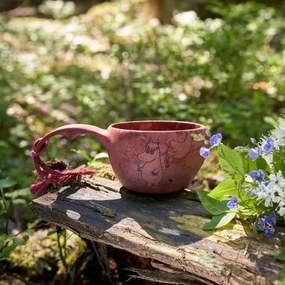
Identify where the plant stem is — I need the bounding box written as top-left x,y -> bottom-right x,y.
0,187 -> 9,234
56,227 -> 68,271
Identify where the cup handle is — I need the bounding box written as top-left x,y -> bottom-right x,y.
30,124 -> 109,196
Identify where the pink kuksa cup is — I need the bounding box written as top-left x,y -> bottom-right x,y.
31,120 -> 207,194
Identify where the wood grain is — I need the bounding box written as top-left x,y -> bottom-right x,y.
30,176 -> 283,285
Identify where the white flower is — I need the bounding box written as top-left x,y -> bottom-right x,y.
268,171 -> 285,187
249,171 -> 285,208
270,117 -> 285,148
263,171 -> 285,214
256,183 -> 276,207
277,205 -> 285,219
263,187 -> 277,207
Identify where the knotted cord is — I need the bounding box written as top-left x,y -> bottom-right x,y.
30,136 -> 95,196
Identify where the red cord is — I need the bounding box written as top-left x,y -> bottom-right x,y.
30,137 -> 95,196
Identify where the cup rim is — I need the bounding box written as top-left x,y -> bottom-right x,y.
109,120 -> 207,132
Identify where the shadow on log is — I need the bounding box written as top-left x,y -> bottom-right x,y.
30,176 -> 283,285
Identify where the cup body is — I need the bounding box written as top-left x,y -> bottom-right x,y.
105,120 -> 207,194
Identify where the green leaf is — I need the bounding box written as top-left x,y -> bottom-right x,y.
203,212 -> 236,230
196,190 -> 228,215
243,155 -> 256,172
0,177 -> 16,189
94,152 -> 109,160
280,264 -> 285,285
5,188 -> 30,198
191,133 -> 205,141
0,235 -> 29,261
11,198 -> 27,205
255,156 -> 269,172
208,179 -> 238,200
276,249 -> 285,262
208,178 -> 255,208
273,152 -> 285,174
217,144 -> 245,178
72,149 -> 92,162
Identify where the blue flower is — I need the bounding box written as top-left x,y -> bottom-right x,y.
256,212 -> 276,237
199,132 -> 223,159
267,211 -> 277,226
262,138 -> 274,152
249,169 -> 265,182
260,211 -> 276,227
263,227 -> 275,237
209,133 -> 222,147
227,196 -> 238,210
200,147 -> 210,158
248,148 -> 259,160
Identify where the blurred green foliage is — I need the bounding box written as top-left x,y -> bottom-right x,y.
1,0 -> 285,218
1,0 -> 285,281
97,1 -> 285,142
0,0 -> 284,196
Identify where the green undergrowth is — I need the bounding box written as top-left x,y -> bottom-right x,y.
1,0 -> 285,283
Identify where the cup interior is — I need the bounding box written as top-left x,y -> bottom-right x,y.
111,120 -> 205,132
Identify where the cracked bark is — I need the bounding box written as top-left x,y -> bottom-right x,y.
30,176 -> 283,285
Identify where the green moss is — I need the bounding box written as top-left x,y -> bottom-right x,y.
171,214 -> 212,238
65,234 -> 86,268
10,229 -> 58,277
91,161 -> 116,181
9,229 -> 86,280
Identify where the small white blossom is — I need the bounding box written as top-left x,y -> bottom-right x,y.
254,182 -> 276,207
268,171 -> 285,186
251,170 -> 285,213
207,116 -> 285,236
270,117 -> 285,148
277,205 -> 285,219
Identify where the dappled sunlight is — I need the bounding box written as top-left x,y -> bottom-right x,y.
66,209 -> 81,220
2,0 -> 285,283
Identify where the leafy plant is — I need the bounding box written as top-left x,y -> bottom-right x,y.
1,1 -> 285,281
198,117 -> 285,281
0,176 -> 31,274
0,234 -> 29,262
0,177 -> 32,233
198,118 -> 285,232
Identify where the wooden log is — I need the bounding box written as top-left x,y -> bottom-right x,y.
30,176 -> 283,285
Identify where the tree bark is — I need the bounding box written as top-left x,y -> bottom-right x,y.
30,176 -> 283,285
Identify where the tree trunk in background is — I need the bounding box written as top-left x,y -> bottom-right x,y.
148,0 -> 208,24
0,0 -> 24,12
148,0 -> 285,24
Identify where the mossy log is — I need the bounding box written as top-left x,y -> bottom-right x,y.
30,176 -> 283,285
